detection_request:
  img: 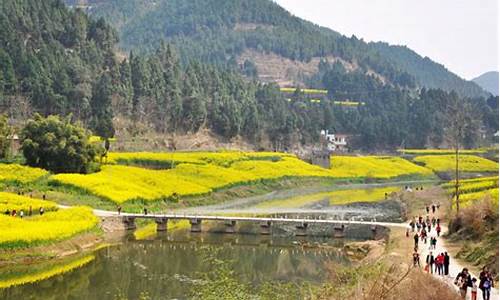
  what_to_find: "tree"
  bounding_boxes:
[0,49,16,94]
[444,96,479,213]
[0,114,12,159]
[21,114,97,173]
[91,73,115,139]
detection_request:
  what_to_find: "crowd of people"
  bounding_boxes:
[4,206,45,218]
[409,201,495,300]
[3,192,46,218]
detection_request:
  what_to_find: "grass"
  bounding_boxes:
[447,198,499,280]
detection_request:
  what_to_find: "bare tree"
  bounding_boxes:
[444,95,480,214]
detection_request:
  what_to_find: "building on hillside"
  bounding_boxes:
[320,130,349,152]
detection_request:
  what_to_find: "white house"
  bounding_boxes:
[320,130,348,152]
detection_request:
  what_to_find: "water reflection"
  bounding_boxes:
[0,231,349,299]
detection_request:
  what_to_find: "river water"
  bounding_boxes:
[0,230,352,299]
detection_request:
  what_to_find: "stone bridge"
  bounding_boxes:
[116,212,406,237]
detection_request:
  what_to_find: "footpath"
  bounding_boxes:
[414,209,498,300]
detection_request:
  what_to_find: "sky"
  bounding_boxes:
[275,0,498,80]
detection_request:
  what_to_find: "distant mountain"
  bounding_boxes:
[473,71,499,96]
[67,0,487,98]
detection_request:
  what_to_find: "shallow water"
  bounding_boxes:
[0,230,351,299]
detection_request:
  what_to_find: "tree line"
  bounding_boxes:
[0,0,497,154]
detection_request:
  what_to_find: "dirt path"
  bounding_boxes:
[414,211,498,299]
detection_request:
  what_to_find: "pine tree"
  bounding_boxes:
[91,73,115,138]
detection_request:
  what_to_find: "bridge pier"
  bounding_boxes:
[155,217,168,232]
[333,224,346,238]
[190,218,202,233]
[123,216,136,230]
[260,220,272,235]
[224,220,236,233]
[295,222,308,236]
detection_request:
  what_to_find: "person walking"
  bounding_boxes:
[410,220,415,232]
[426,205,430,214]
[413,250,420,267]
[436,253,445,275]
[28,205,32,217]
[471,278,478,300]
[421,228,427,244]
[479,266,494,300]
[436,224,441,237]
[19,210,24,219]
[444,252,450,276]
[39,207,44,215]
[414,233,419,249]
[117,206,122,215]
[434,253,440,274]
[432,204,436,214]
[426,252,435,274]
[143,207,148,215]
[455,268,472,299]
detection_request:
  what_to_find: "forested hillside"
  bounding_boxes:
[72,0,487,98]
[1,0,497,152]
[473,71,499,96]
[0,0,116,119]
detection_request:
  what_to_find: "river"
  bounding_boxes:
[0,229,354,299]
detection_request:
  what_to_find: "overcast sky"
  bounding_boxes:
[275,0,498,80]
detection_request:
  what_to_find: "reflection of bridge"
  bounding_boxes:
[112,212,406,237]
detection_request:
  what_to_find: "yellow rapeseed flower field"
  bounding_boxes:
[330,156,433,179]
[0,192,58,213]
[413,155,499,173]
[0,207,98,248]
[443,176,499,208]
[442,176,499,194]
[52,152,434,204]
[107,151,291,166]
[398,149,488,155]
[459,188,499,208]
[0,164,48,183]
[51,156,333,203]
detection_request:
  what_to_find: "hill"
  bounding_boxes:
[473,71,499,96]
[0,0,497,152]
[69,0,487,98]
